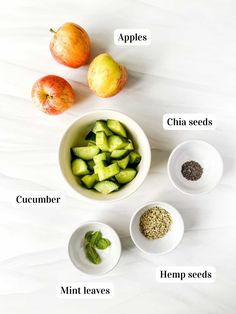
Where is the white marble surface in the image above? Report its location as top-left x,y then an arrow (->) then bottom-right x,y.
1,0 -> 236,313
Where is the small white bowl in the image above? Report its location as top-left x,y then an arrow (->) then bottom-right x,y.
130,201 -> 184,255
68,222 -> 121,276
59,110 -> 151,202
168,140 -> 223,195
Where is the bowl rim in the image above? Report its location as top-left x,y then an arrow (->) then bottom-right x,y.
167,140 -> 224,195
58,109 -> 151,203
129,201 -> 184,255
68,221 -> 122,276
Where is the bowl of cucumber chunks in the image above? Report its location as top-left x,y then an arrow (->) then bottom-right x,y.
59,110 -> 151,201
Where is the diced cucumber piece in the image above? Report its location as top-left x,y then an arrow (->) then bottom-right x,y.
125,139 -> 134,150
72,146 -> 100,160
107,119 -> 127,137
94,161 -> 106,174
108,135 -> 128,151
115,168 -> 137,184
110,149 -> 129,159
93,120 -> 113,136
81,173 -> 98,188
72,159 -> 90,176
129,151 -> 142,166
94,181 -> 119,195
87,160 -> 95,171
98,163 -> 120,181
85,131 -> 96,144
114,155 -> 130,169
93,152 -> 107,164
96,131 -> 109,151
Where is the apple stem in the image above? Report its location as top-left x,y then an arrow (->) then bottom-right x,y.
49,28 -> 56,34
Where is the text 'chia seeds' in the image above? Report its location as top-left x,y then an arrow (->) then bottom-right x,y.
181,160 -> 203,181
139,207 -> 172,240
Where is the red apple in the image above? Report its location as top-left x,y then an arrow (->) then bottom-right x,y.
31,75 -> 75,115
50,22 -> 91,68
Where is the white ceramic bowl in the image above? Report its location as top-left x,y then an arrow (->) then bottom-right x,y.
168,140 -> 223,195
68,222 -> 121,276
130,201 -> 184,255
59,110 -> 151,202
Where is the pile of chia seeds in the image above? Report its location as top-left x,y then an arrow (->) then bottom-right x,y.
181,160 -> 203,181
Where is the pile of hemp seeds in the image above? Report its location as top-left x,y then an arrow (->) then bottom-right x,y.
139,207 -> 172,240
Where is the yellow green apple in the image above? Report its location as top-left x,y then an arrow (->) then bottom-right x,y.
88,53 -> 128,97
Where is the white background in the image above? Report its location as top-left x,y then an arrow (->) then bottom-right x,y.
0,0 -> 236,313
